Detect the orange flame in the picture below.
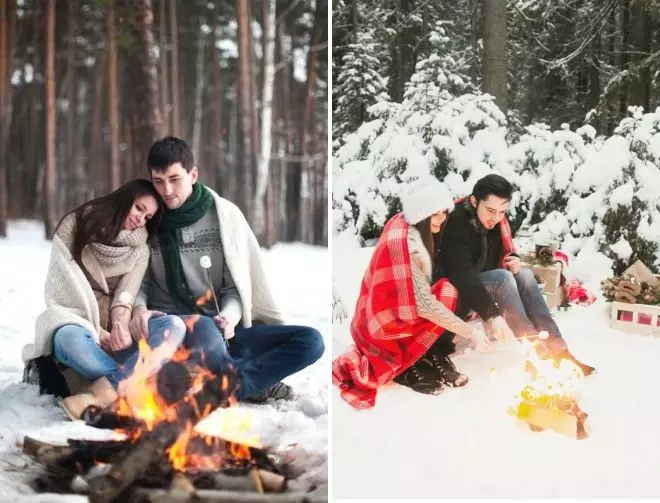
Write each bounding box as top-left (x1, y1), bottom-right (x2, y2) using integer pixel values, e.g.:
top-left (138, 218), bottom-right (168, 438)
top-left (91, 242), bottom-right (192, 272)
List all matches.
top-left (110, 329), bottom-right (258, 472)
top-left (196, 290), bottom-right (213, 306)
top-left (168, 422), bottom-right (194, 472)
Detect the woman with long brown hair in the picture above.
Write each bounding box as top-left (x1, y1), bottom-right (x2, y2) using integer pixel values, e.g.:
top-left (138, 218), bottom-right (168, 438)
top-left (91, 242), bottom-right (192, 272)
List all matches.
top-left (23, 179), bottom-right (187, 420)
top-left (332, 176), bottom-right (492, 409)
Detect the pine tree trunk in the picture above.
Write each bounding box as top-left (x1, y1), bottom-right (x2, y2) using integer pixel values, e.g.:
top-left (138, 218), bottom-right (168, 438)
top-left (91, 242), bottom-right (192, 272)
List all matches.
top-left (66, 0), bottom-right (77, 209)
top-left (169, 0), bottom-right (179, 137)
top-left (44, 0), bottom-right (56, 239)
top-left (629, 0), bottom-right (650, 111)
top-left (108, 0), bottom-right (120, 190)
top-left (228, 90), bottom-right (238, 201)
top-left (483, 0), bottom-right (507, 113)
top-left (253, 0), bottom-right (276, 242)
top-left (247, 0), bottom-right (259, 195)
top-left (619, 0), bottom-right (630, 116)
top-left (191, 16), bottom-right (205, 164)
top-left (90, 49), bottom-right (105, 198)
top-left (0, 0), bottom-right (8, 236)
top-left (236, 0), bottom-right (254, 220)
top-left (279, 23), bottom-right (291, 240)
top-left (210, 10), bottom-right (224, 194)
top-left (159, 0), bottom-right (169, 134)
top-left (118, 0), bottom-right (162, 177)
top-left (27, 4), bottom-right (39, 216)
top-left (290, 0), bottom-right (324, 242)
top-left (589, 38), bottom-right (601, 129)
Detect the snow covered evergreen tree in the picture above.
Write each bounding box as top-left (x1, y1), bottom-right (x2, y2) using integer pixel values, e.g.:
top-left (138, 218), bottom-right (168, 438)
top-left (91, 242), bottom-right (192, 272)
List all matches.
top-left (334, 30), bottom-right (389, 149)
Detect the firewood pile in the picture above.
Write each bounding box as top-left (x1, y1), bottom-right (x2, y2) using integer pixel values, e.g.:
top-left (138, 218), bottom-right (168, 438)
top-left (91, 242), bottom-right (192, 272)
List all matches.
top-left (21, 358), bottom-right (326, 503)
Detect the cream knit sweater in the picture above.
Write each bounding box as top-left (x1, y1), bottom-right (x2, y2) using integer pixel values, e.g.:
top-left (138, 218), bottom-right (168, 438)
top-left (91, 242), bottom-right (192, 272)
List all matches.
top-left (23, 216), bottom-right (150, 361)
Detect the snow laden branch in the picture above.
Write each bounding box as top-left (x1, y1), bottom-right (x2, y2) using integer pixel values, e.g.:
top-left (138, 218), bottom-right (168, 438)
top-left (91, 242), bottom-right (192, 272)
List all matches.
top-left (539, 0), bottom-right (618, 69)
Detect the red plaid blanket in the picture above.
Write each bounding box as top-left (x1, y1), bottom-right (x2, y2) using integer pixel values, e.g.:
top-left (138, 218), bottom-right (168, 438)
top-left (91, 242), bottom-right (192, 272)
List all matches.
top-left (332, 213), bottom-right (459, 409)
top-left (554, 250), bottom-right (596, 305)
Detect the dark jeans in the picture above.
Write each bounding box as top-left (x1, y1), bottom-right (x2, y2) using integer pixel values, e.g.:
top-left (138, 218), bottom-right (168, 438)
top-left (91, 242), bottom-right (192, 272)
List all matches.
top-left (180, 316), bottom-right (324, 401)
top-left (479, 268), bottom-right (567, 354)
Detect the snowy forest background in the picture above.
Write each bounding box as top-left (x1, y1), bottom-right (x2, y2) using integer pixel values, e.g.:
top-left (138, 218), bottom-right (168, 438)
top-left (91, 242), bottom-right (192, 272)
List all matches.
top-left (332, 0), bottom-right (660, 275)
top-left (0, 0), bottom-right (328, 247)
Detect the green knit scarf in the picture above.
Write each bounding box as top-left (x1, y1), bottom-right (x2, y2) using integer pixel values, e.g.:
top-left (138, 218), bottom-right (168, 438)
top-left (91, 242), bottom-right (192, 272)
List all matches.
top-left (158, 182), bottom-right (214, 313)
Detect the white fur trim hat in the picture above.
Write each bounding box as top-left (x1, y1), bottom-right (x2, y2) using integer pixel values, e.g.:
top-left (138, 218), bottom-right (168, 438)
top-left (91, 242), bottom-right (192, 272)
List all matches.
top-left (399, 176), bottom-right (454, 225)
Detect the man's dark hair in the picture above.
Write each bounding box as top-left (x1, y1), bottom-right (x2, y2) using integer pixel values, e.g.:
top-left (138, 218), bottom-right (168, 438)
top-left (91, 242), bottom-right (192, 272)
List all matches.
top-left (147, 136), bottom-right (195, 173)
top-left (472, 174), bottom-right (513, 202)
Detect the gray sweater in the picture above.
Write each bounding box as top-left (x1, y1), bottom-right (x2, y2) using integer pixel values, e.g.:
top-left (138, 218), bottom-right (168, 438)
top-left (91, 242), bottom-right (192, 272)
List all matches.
top-left (135, 204), bottom-right (243, 327)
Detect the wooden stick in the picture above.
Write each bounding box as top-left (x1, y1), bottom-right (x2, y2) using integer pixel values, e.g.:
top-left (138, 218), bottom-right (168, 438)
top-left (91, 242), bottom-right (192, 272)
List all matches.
top-left (22, 436), bottom-right (56, 458)
top-left (250, 467), bottom-right (264, 494)
top-left (258, 469), bottom-right (286, 493)
top-left (211, 472), bottom-right (259, 492)
top-left (131, 488), bottom-right (326, 503)
top-left (170, 472), bottom-right (195, 493)
top-left (36, 445), bottom-right (75, 467)
top-left (87, 436), bottom-right (165, 503)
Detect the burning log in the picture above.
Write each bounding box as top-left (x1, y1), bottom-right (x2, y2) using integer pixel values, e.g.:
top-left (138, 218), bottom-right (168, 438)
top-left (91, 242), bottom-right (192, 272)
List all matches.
top-left (22, 436), bottom-right (56, 458)
top-left (130, 488), bottom-right (326, 503)
top-left (210, 470), bottom-right (262, 493)
top-left (517, 399), bottom-right (590, 439)
top-left (258, 470), bottom-right (286, 493)
top-left (86, 370), bottom-right (237, 503)
top-left (82, 405), bottom-right (147, 432)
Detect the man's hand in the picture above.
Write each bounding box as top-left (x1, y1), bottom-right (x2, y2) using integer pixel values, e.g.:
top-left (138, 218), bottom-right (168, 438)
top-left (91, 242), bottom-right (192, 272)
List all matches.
top-left (213, 315), bottom-right (235, 340)
top-left (129, 306), bottom-right (166, 342)
top-left (504, 255), bottom-right (522, 275)
top-left (484, 315), bottom-right (516, 343)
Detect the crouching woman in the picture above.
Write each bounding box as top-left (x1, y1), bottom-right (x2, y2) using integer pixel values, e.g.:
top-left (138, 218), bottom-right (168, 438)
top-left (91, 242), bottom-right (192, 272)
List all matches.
top-left (332, 177), bottom-right (490, 409)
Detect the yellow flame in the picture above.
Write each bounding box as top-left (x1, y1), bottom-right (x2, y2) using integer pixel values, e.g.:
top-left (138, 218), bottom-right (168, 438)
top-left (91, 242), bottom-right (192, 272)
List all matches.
top-left (509, 338), bottom-right (584, 418)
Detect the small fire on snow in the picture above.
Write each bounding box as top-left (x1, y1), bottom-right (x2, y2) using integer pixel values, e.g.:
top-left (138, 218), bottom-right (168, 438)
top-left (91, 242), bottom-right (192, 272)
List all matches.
top-left (508, 337), bottom-right (589, 439)
top-left (110, 316), bottom-right (260, 471)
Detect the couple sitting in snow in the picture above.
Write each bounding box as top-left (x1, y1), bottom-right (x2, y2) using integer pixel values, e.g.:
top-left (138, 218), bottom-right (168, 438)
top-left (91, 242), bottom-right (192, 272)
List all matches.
top-left (333, 174), bottom-right (594, 409)
top-left (22, 136), bottom-right (324, 420)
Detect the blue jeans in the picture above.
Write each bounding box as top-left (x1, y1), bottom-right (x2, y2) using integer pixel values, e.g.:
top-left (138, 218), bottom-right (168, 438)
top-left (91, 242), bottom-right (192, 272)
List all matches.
top-left (52, 315), bottom-right (187, 389)
top-left (479, 268), bottom-right (567, 354)
top-left (179, 315), bottom-right (324, 401)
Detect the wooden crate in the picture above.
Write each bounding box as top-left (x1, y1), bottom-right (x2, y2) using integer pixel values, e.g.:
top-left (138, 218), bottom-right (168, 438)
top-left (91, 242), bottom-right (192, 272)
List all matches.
top-left (520, 256), bottom-right (565, 310)
top-left (610, 301), bottom-right (660, 335)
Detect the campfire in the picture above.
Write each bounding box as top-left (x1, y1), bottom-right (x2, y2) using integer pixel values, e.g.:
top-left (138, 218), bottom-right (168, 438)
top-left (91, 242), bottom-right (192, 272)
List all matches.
top-left (21, 324), bottom-right (319, 502)
top-left (508, 337), bottom-right (590, 440)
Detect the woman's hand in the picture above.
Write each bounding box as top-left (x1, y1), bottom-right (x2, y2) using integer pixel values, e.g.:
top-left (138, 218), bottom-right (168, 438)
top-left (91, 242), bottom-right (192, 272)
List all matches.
top-left (108, 322), bottom-right (133, 351)
top-left (470, 330), bottom-right (495, 352)
top-left (456, 324), bottom-right (494, 352)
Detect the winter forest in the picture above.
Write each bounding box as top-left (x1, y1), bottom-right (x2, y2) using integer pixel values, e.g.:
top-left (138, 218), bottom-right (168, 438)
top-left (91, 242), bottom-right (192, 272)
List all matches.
top-left (0, 0), bottom-right (328, 246)
top-left (332, 0), bottom-right (660, 275)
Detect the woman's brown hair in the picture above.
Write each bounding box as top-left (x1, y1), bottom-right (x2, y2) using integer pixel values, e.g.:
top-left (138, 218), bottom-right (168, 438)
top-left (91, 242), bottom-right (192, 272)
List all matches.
top-left (55, 178), bottom-right (164, 267)
top-left (415, 211), bottom-right (447, 260)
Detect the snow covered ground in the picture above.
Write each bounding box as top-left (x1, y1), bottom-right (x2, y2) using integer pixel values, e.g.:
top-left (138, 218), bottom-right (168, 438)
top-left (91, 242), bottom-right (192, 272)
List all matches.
top-left (0, 220), bottom-right (329, 501)
top-left (332, 238), bottom-right (660, 499)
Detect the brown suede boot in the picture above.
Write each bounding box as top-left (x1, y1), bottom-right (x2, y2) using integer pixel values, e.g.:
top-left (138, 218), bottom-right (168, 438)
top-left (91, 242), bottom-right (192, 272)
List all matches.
top-left (59, 377), bottom-right (118, 421)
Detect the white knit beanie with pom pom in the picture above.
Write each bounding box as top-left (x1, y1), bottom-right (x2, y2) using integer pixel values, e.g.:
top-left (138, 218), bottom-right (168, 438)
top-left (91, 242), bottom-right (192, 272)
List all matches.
top-left (399, 176), bottom-right (454, 225)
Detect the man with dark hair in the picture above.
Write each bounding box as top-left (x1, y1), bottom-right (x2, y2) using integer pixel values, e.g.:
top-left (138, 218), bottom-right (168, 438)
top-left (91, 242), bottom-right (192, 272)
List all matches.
top-left (437, 174), bottom-right (594, 374)
top-left (129, 136), bottom-right (325, 402)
